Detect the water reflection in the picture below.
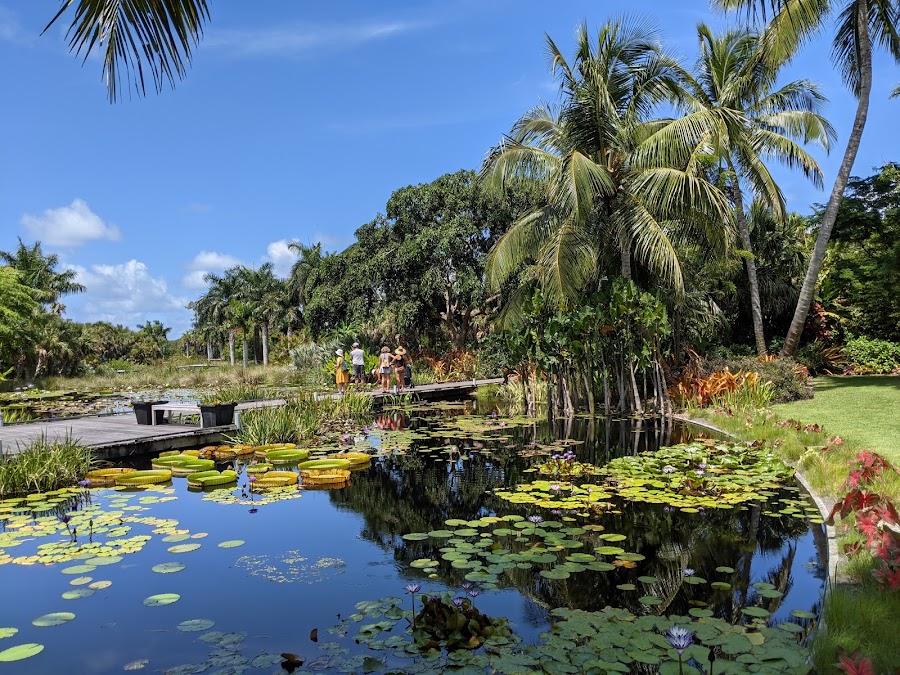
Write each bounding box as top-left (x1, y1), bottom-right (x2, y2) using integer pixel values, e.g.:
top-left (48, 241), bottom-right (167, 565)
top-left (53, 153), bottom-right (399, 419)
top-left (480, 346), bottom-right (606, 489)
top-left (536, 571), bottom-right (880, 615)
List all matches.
top-left (331, 408), bottom-right (823, 627)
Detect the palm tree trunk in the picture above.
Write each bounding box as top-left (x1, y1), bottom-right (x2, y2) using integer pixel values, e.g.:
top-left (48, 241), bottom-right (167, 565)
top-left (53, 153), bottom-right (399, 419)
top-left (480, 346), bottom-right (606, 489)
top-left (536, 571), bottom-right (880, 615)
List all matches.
top-left (728, 166), bottom-right (767, 356)
top-left (229, 331), bottom-right (235, 366)
top-left (262, 323), bottom-right (269, 366)
top-left (242, 334), bottom-right (249, 369)
top-left (620, 245), bottom-right (632, 280)
top-left (206, 338), bottom-right (213, 361)
top-left (782, 0), bottom-right (872, 356)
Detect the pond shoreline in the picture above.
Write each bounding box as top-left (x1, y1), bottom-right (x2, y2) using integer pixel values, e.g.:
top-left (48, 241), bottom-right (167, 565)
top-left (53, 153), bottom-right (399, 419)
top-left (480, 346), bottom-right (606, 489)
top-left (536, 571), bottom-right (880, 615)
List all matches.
top-left (676, 413), bottom-right (843, 587)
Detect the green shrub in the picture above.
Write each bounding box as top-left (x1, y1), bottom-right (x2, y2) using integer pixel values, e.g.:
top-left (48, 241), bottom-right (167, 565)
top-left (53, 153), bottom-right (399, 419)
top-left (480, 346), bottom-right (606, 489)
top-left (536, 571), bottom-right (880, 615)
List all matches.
top-left (702, 356), bottom-right (811, 403)
top-left (844, 337), bottom-right (900, 374)
top-left (0, 434), bottom-right (98, 498)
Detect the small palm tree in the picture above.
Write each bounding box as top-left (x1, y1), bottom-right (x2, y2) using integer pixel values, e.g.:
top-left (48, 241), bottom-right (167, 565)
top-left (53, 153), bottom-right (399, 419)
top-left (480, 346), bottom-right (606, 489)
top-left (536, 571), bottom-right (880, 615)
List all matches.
top-left (0, 238), bottom-right (85, 314)
top-left (679, 24), bottom-right (834, 354)
top-left (718, 0), bottom-right (900, 355)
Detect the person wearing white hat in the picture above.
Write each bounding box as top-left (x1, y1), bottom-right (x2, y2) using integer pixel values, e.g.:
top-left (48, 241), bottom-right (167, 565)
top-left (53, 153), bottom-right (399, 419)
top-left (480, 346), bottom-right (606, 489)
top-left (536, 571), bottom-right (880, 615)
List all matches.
top-left (392, 346), bottom-right (408, 393)
top-left (335, 349), bottom-right (349, 394)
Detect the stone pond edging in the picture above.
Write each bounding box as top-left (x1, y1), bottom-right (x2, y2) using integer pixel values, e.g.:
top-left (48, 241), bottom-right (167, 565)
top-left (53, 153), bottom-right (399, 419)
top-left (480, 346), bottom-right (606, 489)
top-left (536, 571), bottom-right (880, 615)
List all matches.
top-left (674, 414), bottom-right (844, 589)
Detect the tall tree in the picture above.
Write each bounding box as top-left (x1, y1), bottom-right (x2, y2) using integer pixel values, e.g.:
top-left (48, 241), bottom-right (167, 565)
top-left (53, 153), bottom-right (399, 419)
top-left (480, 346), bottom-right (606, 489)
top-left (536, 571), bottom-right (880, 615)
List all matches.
top-left (236, 264), bottom-right (283, 366)
top-left (0, 238), bottom-right (85, 314)
top-left (45, 0), bottom-right (210, 103)
top-left (680, 24), bottom-right (834, 354)
top-left (719, 0), bottom-right (900, 355)
top-left (482, 19), bottom-right (732, 307)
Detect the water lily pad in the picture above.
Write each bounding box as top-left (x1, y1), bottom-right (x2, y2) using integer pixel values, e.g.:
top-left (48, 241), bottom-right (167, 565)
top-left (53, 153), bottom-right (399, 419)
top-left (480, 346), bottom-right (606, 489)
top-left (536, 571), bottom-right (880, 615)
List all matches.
top-left (539, 568), bottom-right (570, 580)
top-left (638, 595), bottom-right (661, 605)
top-left (683, 576), bottom-right (707, 585)
top-left (143, 593), bottom-right (180, 607)
top-left (711, 581), bottom-right (732, 590)
top-left (741, 606), bottom-right (770, 618)
top-left (0, 628), bottom-right (17, 639)
top-left (777, 622), bottom-right (804, 634)
top-left (217, 540), bottom-right (245, 549)
top-left (69, 576), bottom-right (93, 586)
top-left (791, 610), bottom-right (816, 620)
top-left (689, 608), bottom-right (714, 618)
top-left (0, 643), bottom-right (44, 662)
top-left (88, 580), bottom-right (112, 590)
top-left (85, 555), bottom-right (123, 566)
top-left (33, 612), bottom-right (75, 627)
top-left (716, 566), bottom-right (735, 574)
top-left (60, 564), bottom-right (96, 575)
top-left (401, 533), bottom-right (428, 541)
top-left (167, 543), bottom-right (201, 554)
top-left (638, 576), bottom-right (658, 584)
top-left (410, 558), bottom-right (438, 569)
top-left (61, 589), bottom-right (94, 600)
top-left (151, 562), bottom-right (186, 574)
top-left (176, 619), bottom-right (215, 632)
top-left (616, 584), bottom-right (636, 591)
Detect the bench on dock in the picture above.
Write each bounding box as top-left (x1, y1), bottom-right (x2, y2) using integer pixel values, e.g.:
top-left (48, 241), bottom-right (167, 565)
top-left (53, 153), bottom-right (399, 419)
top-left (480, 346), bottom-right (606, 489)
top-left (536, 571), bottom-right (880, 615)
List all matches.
top-left (150, 399), bottom-right (288, 428)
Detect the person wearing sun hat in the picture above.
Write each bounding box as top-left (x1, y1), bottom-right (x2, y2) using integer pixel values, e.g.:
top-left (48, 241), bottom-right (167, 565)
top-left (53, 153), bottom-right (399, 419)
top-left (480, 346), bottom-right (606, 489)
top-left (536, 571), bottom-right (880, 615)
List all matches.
top-left (392, 346), bottom-right (408, 393)
top-left (378, 346), bottom-right (393, 393)
top-left (335, 349), bottom-right (349, 394)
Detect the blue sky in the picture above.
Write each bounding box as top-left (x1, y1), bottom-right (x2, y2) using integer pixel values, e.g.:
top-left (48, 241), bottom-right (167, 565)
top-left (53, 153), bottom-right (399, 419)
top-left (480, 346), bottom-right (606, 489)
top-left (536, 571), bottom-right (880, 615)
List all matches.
top-left (0, 1), bottom-right (897, 337)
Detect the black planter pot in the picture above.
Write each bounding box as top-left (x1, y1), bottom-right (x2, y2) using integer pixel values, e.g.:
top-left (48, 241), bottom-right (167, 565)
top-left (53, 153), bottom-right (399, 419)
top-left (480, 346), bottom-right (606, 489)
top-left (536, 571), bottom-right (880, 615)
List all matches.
top-left (134, 401), bottom-right (168, 425)
top-left (199, 403), bottom-right (236, 427)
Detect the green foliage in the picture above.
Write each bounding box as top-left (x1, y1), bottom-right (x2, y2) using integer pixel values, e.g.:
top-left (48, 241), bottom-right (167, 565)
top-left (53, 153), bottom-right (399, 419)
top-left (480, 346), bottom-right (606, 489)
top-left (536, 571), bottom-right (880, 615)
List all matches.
top-left (843, 337), bottom-right (900, 374)
top-left (0, 434), bottom-right (97, 498)
top-left (821, 164), bottom-right (900, 342)
top-left (703, 356), bottom-right (811, 403)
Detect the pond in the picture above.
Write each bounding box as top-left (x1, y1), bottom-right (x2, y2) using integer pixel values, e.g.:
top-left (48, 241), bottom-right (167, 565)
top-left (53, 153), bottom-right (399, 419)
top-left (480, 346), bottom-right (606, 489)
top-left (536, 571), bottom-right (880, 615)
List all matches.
top-left (0, 402), bottom-right (825, 673)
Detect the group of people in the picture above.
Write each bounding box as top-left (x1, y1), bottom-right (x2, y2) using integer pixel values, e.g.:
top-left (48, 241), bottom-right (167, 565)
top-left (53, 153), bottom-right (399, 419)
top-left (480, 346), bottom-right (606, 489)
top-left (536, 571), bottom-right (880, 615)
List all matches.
top-left (334, 342), bottom-right (412, 394)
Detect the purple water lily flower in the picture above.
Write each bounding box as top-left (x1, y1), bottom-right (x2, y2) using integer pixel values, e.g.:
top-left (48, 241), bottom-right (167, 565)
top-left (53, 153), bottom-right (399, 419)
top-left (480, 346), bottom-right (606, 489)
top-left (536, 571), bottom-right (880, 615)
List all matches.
top-left (248, 476), bottom-right (258, 483)
top-left (665, 626), bottom-right (694, 655)
top-left (59, 514), bottom-right (72, 524)
top-left (662, 466), bottom-right (676, 474)
top-left (527, 515), bottom-right (543, 525)
top-left (698, 463), bottom-right (708, 470)
top-left (452, 597), bottom-right (465, 608)
top-left (695, 469), bottom-right (706, 477)
top-left (683, 568), bottom-right (695, 577)
top-left (404, 583), bottom-right (421, 595)
top-left (467, 589), bottom-right (481, 599)
top-left (550, 483), bottom-right (561, 492)
top-left (461, 582), bottom-right (473, 591)
top-left (79, 479), bottom-right (91, 487)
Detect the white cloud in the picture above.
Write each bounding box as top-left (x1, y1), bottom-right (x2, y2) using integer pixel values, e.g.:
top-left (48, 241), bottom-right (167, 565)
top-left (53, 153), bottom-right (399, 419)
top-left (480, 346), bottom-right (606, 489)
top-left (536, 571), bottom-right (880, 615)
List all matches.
top-left (181, 250), bottom-right (243, 289)
top-left (263, 240), bottom-right (297, 278)
top-left (68, 260), bottom-right (190, 333)
top-left (205, 19), bottom-right (425, 57)
top-left (21, 199), bottom-right (120, 247)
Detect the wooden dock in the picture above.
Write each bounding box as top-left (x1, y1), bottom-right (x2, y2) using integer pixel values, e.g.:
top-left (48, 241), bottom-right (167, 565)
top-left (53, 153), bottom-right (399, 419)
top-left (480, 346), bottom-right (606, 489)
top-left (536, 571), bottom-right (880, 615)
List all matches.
top-left (0, 378), bottom-right (504, 459)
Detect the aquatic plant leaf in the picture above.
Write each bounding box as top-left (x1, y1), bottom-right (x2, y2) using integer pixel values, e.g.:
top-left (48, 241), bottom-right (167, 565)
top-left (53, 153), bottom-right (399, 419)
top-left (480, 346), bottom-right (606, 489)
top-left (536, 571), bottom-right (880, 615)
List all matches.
top-left (62, 589), bottom-right (94, 600)
top-left (741, 606), bottom-right (770, 618)
top-left (32, 612), bottom-right (76, 627)
top-left (167, 543), bottom-right (201, 553)
top-left (69, 576), bottom-right (93, 586)
top-left (143, 593), bottom-right (180, 606)
top-left (402, 533), bottom-right (429, 541)
top-left (638, 576), bottom-right (658, 584)
top-left (217, 540), bottom-right (245, 549)
top-left (88, 580), bottom-right (112, 590)
top-left (60, 564), bottom-right (96, 575)
top-left (790, 610), bottom-right (816, 620)
top-left (710, 581), bottom-right (732, 590)
top-left (638, 596), bottom-right (662, 605)
top-left (715, 566), bottom-right (735, 574)
top-left (152, 562), bottom-right (186, 574)
top-left (0, 643), bottom-right (44, 662)
top-left (0, 628), bottom-right (17, 639)
top-left (177, 619), bottom-right (215, 632)
top-left (683, 576), bottom-right (707, 585)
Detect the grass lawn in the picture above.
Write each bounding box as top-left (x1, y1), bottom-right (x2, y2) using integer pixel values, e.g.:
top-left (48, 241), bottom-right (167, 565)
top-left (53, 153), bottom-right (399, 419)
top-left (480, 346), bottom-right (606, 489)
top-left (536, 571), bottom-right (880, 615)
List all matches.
top-left (773, 375), bottom-right (900, 465)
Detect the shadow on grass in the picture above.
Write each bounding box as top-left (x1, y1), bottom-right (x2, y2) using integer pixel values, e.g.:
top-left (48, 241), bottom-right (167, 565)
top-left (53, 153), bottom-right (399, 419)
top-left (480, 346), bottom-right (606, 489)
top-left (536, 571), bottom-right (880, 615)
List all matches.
top-left (811, 375), bottom-right (900, 393)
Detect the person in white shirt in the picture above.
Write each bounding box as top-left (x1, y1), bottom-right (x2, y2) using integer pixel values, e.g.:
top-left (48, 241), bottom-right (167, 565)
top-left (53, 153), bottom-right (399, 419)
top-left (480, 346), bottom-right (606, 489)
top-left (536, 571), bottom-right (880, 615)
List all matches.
top-left (350, 342), bottom-right (366, 389)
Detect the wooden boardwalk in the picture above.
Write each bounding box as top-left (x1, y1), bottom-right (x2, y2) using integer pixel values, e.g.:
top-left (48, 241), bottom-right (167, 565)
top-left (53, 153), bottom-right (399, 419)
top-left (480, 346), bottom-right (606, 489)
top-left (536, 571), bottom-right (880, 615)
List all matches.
top-left (0, 378), bottom-right (504, 459)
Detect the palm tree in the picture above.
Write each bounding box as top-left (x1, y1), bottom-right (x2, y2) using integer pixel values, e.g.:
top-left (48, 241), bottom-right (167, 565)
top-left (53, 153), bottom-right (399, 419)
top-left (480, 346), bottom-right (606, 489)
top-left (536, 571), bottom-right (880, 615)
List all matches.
top-left (287, 242), bottom-right (325, 326)
top-left (44, 0), bottom-right (210, 103)
top-left (719, 0), bottom-right (900, 355)
top-left (200, 267), bottom-right (241, 365)
top-left (679, 24), bottom-right (835, 354)
top-left (236, 264), bottom-right (283, 366)
top-left (0, 238), bottom-right (85, 314)
top-left (481, 18), bottom-right (732, 306)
